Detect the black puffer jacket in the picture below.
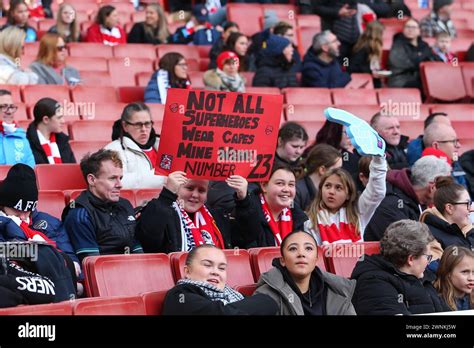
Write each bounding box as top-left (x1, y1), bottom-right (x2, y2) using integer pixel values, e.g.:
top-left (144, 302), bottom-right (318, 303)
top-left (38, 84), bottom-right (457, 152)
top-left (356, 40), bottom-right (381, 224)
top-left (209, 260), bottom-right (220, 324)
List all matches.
top-left (385, 135), bottom-right (409, 169)
top-left (460, 150), bottom-right (474, 198)
top-left (351, 254), bottom-right (450, 315)
top-left (365, 169), bottom-right (421, 241)
top-left (421, 212), bottom-right (474, 251)
top-left (253, 54), bottom-right (298, 88)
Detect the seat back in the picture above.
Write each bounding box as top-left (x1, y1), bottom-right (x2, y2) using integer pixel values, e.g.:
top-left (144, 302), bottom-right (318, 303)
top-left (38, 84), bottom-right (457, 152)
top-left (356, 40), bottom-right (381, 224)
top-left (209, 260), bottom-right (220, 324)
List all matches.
top-left (73, 296), bottom-right (146, 315)
top-left (0, 301), bottom-right (73, 315)
top-left (87, 253), bottom-right (175, 297)
top-left (234, 284), bottom-right (258, 296)
top-left (69, 120), bottom-right (114, 141)
top-left (37, 191), bottom-right (67, 219)
top-left (421, 62), bottom-right (468, 102)
top-left (135, 189), bottom-right (161, 207)
top-left (324, 242), bottom-right (380, 278)
top-left (69, 141), bottom-right (109, 162)
top-left (35, 164), bottom-right (87, 190)
top-left (141, 290), bottom-right (168, 315)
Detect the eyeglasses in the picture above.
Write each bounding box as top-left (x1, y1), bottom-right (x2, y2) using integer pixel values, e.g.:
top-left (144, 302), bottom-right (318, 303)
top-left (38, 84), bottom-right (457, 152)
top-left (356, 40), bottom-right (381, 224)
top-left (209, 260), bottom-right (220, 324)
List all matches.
top-left (437, 139), bottom-right (460, 145)
top-left (0, 104), bottom-right (18, 113)
top-left (451, 200), bottom-right (473, 210)
top-left (422, 254), bottom-right (433, 263)
top-left (176, 62), bottom-right (188, 68)
top-left (405, 25), bottom-right (420, 30)
top-left (125, 120), bottom-right (154, 129)
top-left (56, 45), bottom-right (68, 52)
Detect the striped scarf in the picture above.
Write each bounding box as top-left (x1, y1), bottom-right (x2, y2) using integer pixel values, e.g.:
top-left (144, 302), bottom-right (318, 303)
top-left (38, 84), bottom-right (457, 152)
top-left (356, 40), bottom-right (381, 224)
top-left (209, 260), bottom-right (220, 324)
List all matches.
top-left (37, 131), bottom-right (62, 164)
top-left (177, 279), bottom-right (244, 305)
top-left (259, 193), bottom-right (293, 246)
top-left (317, 208), bottom-right (361, 245)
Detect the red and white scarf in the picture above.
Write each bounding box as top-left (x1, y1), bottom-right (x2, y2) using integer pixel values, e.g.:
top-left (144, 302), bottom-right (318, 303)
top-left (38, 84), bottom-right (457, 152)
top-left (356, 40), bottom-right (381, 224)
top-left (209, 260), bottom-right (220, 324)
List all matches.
top-left (173, 202), bottom-right (225, 251)
top-left (259, 193), bottom-right (293, 246)
top-left (37, 131), bottom-right (62, 164)
top-left (99, 25), bottom-right (124, 46)
top-left (317, 208), bottom-right (361, 245)
top-left (0, 212), bottom-right (57, 248)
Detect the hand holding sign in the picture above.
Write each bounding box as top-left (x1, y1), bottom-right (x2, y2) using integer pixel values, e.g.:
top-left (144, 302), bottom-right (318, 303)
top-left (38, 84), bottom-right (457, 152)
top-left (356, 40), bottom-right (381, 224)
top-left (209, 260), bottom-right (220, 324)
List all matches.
top-left (225, 175), bottom-right (248, 200)
top-left (324, 107), bottom-right (386, 157)
top-left (165, 171), bottom-right (188, 194)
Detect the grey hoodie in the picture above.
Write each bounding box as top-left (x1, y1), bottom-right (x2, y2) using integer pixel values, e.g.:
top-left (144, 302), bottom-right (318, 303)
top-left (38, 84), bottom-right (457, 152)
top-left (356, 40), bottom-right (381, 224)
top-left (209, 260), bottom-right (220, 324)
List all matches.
top-left (255, 267), bottom-right (357, 315)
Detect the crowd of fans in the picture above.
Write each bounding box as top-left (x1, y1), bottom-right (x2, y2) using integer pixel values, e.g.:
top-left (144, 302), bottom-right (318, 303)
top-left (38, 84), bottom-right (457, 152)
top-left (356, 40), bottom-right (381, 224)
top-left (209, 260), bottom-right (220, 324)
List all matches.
top-left (0, 0), bottom-right (473, 316)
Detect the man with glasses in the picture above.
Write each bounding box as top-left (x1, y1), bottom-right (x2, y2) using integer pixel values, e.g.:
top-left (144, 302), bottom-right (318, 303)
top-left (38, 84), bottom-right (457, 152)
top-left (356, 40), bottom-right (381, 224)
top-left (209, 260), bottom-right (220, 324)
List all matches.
top-left (0, 90), bottom-right (35, 167)
top-left (423, 122), bottom-right (471, 197)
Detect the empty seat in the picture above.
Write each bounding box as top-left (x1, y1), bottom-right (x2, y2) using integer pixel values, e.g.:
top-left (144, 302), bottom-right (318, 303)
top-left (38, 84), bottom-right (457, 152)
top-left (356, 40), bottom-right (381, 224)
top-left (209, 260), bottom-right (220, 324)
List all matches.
top-left (80, 102), bottom-right (126, 121)
top-left (0, 85), bottom-right (22, 103)
top-left (296, 14), bottom-right (321, 28)
top-left (13, 103), bottom-right (29, 120)
top-left (38, 190), bottom-right (67, 219)
top-left (35, 164), bottom-right (87, 190)
top-left (108, 57), bottom-right (154, 86)
top-left (170, 249), bottom-right (254, 288)
top-left (227, 3), bottom-right (262, 36)
top-left (298, 26), bottom-right (320, 53)
top-left (69, 140), bottom-right (109, 161)
top-left (67, 57), bottom-right (108, 72)
top-left (78, 70), bottom-right (113, 86)
top-left (285, 104), bottom-right (327, 121)
top-left (332, 88), bottom-right (378, 106)
top-left (73, 296), bottom-right (146, 315)
top-left (113, 44), bottom-right (157, 60)
top-left (71, 86), bottom-right (119, 103)
top-left (324, 242), bottom-right (380, 278)
top-left (0, 165), bottom-right (12, 181)
top-left (234, 284), bottom-right (258, 296)
top-left (284, 88), bottom-right (332, 105)
top-left (461, 62), bottom-right (474, 99)
top-left (332, 105), bottom-right (382, 122)
top-left (142, 290), bottom-right (168, 315)
top-left (290, 120), bottom-right (326, 140)
top-left (85, 253), bottom-right (175, 297)
top-left (451, 120), bottom-right (474, 139)
top-left (240, 71), bottom-right (255, 87)
top-left (68, 42), bottom-right (114, 58)
top-left (118, 86), bottom-right (145, 103)
top-left (398, 120), bottom-right (425, 140)
top-left (0, 301), bottom-right (73, 315)
top-left (22, 85), bottom-right (70, 105)
top-left (347, 73), bottom-right (375, 89)
top-left (377, 88), bottom-right (422, 105)
top-left (146, 103), bottom-right (165, 121)
top-left (156, 44), bottom-right (200, 60)
top-left (135, 188), bottom-right (161, 207)
top-left (188, 71), bottom-right (206, 89)
top-left (69, 120), bottom-right (114, 141)
top-left (430, 104), bottom-right (474, 120)
top-left (136, 71), bottom-right (152, 86)
top-left (420, 62), bottom-right (468, 102)
top-left (245, 87), bottom-right (281, 95)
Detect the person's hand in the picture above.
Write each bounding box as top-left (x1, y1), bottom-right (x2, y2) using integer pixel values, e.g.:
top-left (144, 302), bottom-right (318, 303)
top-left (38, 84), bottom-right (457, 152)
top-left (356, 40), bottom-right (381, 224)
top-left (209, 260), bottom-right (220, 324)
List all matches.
top-left (225, 175), bottom-right (248, 200)
top-left (338, 4), bottom-right (357, 17)
top-left (165, 171), bottom-right (187, 194)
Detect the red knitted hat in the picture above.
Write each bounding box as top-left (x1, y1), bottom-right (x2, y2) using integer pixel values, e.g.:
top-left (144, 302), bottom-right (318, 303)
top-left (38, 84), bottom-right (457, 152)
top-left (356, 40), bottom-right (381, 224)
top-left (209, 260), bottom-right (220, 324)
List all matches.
top-left (421, 147), bottom-right (452, 165)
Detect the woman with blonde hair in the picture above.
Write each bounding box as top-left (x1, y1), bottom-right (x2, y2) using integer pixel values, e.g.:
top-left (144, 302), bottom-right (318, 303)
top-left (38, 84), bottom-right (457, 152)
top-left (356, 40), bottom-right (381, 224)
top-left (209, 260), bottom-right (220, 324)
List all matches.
top-left (304, 155), bottom-right (387, 245)
top-left (30, 32), bottom-right (80, 85)
top-left (0, 26), bottom-right (38, 84)
top-left (48, 3), bottom-right (80, 43)
top-left (349, 20), bottom-right (386, 87)
top-left (127, 3), bottom-right (169, 44)
top-left (434, 245), bottom-right (474, 311)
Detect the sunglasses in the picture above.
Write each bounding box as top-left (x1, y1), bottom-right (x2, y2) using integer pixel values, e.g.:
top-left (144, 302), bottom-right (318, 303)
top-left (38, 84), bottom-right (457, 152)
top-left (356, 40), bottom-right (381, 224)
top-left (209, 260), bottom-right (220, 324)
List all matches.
top-left (56, 45), bottom-right (68, 52)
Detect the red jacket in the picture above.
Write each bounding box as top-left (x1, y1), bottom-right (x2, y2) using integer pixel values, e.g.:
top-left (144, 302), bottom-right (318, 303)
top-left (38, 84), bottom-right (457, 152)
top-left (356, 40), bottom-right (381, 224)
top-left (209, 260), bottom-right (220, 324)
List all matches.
top-left (85, 23), bottom-right (126, 46)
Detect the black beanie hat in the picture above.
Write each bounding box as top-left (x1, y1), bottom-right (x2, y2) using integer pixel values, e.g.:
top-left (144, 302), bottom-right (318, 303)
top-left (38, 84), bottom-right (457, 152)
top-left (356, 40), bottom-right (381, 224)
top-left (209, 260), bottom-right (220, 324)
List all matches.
top-left (434, 0), bottom-right (453, 13)
top-left (0, 164), bottom-right (38, 212)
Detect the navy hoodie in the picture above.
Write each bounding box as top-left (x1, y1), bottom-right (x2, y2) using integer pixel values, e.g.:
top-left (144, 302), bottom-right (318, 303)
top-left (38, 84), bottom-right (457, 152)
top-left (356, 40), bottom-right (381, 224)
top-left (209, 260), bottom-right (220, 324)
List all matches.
top-left (302, 48), bottom-right (351, 88)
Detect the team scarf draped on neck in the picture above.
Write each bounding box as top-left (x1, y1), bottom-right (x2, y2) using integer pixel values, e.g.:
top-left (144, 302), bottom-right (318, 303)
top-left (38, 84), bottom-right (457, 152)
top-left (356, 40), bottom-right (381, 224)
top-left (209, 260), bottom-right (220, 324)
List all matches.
top-left (0, 211), bottom-right (57, 248)
top-left (0, 122), bottom-right (17, 135)
top-left (177, 279), bottom-right (244, 305)
top-left (259, 193), bottom-right (293, 246)
top-left (173, 202), bottom-right (225, 251)
top-left (37, 131), bottom-right (62, 164)
top-left (317, 208), bottom-right (361, 245)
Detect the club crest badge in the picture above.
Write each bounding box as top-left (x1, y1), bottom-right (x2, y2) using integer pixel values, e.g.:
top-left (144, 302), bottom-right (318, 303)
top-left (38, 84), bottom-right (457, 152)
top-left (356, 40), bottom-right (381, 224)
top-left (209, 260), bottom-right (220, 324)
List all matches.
top-left (160, 154), bottom-right (173, 170)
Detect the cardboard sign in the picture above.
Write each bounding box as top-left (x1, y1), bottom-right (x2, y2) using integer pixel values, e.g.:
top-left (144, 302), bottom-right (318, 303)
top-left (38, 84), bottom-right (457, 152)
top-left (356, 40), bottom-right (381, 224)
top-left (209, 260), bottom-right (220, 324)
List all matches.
top-left (156, 89), bottom-right (283, 181)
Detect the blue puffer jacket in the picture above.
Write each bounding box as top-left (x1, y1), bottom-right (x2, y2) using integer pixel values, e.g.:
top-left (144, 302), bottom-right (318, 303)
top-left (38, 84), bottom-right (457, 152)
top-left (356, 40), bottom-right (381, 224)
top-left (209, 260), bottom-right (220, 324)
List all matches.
top-left (144, 70), bottom-right (164, 104)
top-left (0, 129), bottom-right (35, 168)
top-left (302, 48), bottom-right (351, 88)
top-left (0, 211), bottom-right (79, 264)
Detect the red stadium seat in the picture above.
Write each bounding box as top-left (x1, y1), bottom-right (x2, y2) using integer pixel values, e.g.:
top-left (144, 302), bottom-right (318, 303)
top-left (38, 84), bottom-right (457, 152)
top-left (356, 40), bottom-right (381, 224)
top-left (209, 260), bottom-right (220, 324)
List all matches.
top-left (420, 62), bottom-right (468, 102)
top-left (81, 102), bottom-right (126, 120)
top-left (333, 105), bottom-right (382, 122)
top-left (0, 85), bottom-right (22, 103)
top-left (69, 120), bottom-right (114, 141)
top-left (13, 103), bottom-right (29, 120)
top-left (22, 85), bottom-right (70, 105)
top-left (332, 88), bottom-right (378, 105)
top-left (324, 242), bottom-right (380, 278)
top-left (85, 253), bottom-right (175, 297)
top-left (72, 296), bottom-right (146, 315)
top-left (285, 104), bottom-right (328, 121)
top-left (108, 57), bottom-right (154, 86)
top-left (430, 104), bottom-right (474, 121)
top-left (289, 120), bottom-right (326, 140)
top-left (284, 88), bottom-right (332, 105)
top-left (38, 190), bottom-right (67, 219)
top-left (459, 138), bottom-right (474, 155)
top-left (240, 71), bottom-right (255, 87)
top-left (146, 103), bottom-right (165, 121)
top-left (68, 42), bottom-right (114, 58)
top-left (460, 62), bottom-right (474, 99)
top-left (69, 140), bottom-right (109, 161)
top-left (141, 290), bottom-right (168, 315)
top-left (347, 73), bottom-right (374, 89)
top-left (0, 301), bottom-right (73, 315)
top-left (37, 19), bottom-right (56, 31)
top-left (35, 164), bottom-right (87, 190)
top-left (67, 57), bottom-right (108, 72)
top-left (79, 71), bottom-right (113, 86)
top-left (377, 88), bottom-right (422, 105)
top-left (71, 86), bottom-right (118, 103)
top-left (188, 71), bottom-right (206, 89)
top-left (118, 86), bottom-right (145, 103)
top-left (398, 119), bottom-right (425, 140)
top-left (451, 120), bottom-right (474, 139)
top-left (296, 14), bottom-right (321, 29)
top-left (0, 165), bottom-right (12, 181)
top-left (136, 71), bottom-right (152, 86)
top-left (298, 26), bottom-right (320, 54)
top-left (134, 188), bottom-right (161, 207)
top-left (227, 3), bottom-right (263, 36)
top-left (170, 249), bottom-right (254, 288)
top-left (156, 44), bottom-right (200, 60)
top-left (197, 45), bottom-right (211, 58)
top-left (113, 44), bottom-right (157, 60)
top-left (23, 42), bottom-right (40, 56)
top-left (245, 87), bottom-right (281, 95)
top-left (234, 284), bottom-right (257, 296)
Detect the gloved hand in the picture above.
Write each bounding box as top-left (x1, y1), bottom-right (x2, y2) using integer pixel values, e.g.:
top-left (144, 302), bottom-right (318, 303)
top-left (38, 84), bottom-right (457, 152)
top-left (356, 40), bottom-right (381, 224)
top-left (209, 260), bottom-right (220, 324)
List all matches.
top-left (324, 107), bottom-right (386, 156)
